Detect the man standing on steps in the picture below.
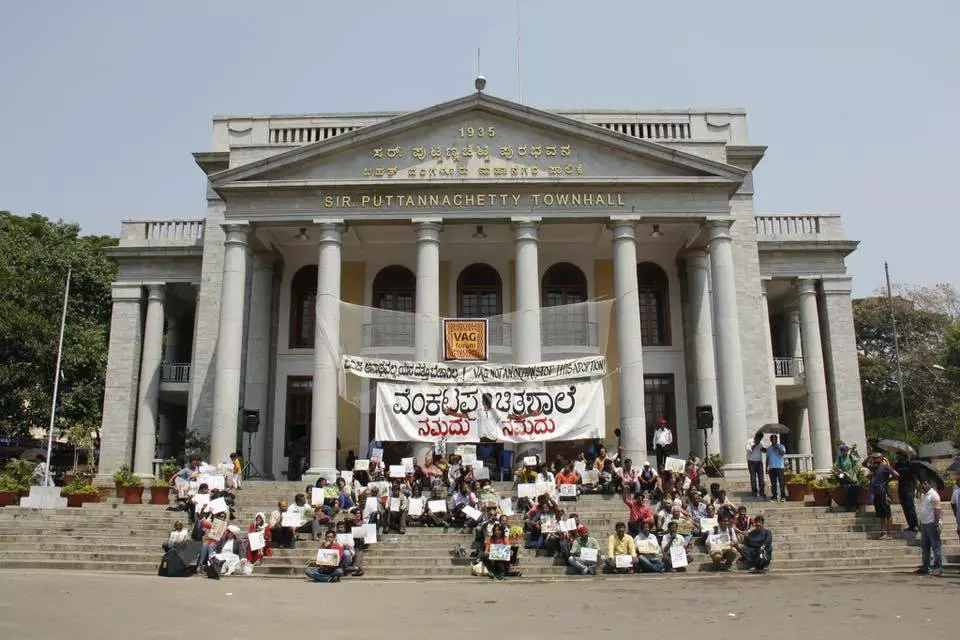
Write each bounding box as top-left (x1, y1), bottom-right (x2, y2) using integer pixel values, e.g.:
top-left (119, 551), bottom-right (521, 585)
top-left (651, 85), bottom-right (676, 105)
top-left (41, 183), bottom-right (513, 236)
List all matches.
top-left (893, 453), bottom-right (919, 533)
top-left (746, 432), bottom-right (766, 499)
top-left (916, 477), bottom-right (943, 576)
top-left (652, 419), bottom-right (673, 471)
top-left (765, 435), bottom-right (787, 502)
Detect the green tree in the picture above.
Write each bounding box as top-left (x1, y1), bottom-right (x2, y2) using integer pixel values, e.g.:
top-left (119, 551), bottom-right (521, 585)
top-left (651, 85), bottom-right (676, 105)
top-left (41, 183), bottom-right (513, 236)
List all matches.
top-left (0, 212), bottom-right (117, 438)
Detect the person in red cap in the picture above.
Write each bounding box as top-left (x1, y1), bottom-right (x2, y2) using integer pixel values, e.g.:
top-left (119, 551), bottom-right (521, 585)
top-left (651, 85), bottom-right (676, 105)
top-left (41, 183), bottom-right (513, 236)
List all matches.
top-left (567, 525), bottom-right (600, 575)
top-left (653, 418), bottom-right (673, 471)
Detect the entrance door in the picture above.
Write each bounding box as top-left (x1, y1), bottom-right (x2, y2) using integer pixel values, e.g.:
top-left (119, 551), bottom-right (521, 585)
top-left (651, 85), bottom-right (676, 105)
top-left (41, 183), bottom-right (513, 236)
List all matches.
top-left (644, 374), bottom-right (677, 455)
top-left (285, 376), bottom-right (312, 464)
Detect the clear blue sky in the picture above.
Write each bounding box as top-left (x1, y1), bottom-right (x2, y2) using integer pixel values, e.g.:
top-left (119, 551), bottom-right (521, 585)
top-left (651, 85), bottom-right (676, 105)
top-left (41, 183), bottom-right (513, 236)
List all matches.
top-left (1, 0), bottom-right (957, 296)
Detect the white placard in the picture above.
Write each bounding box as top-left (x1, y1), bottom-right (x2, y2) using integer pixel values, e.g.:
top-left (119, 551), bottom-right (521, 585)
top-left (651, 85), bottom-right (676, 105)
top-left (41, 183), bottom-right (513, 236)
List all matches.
top-left (370, 448), bottom-right (384, 461)
top-left (353, 459), bottom-right (370, 472)
top-left (489, 544), bottom-right (511, 562)
top-left (573, 461), bottom-right (587, 476)
top-left (363, 523), bottom-right (378, 544)
top-left (669, 545), bottom-right (688, 568)
top-left (558, 517), bottom-right (577, 532)
top-left (615, 554), bottom-right (633, 569)
top-left (462, 454), bottom-right (477, 466)
top-left (559, 484), bottom-right (577, 498)
top-left (351, 526), bottom-right (366, 539)
top-left (375, 380), bottom-right (606, 443)
top-left (198, 474), bottom-right (225, 491)
top-left (517, 483), bottom-right (536, 498)
top-left (664, 457), bottom-right (686, 474)
top-left (316, 548), bottom-right (340, 567)
top-left (709, 532), bottom-right (732, 551)
top-left (389, 465), bottom-right (406, 478)
top-left (583, 469), bottom-right (600, 484)
top-left (389, 497), bottom-right (401, 512)
top-left (454, 444), bottom-right (477, 457)
top-left (408, 497), bottom-right (425, 517)
top-left (192, 494), bottom-right (210, 509)
top-left (579, 547), bottom-right (598, 563)
top-left (700, 517), bottom-right (718, 532)
top-left (339, 471), bottom-right (353, 486)
top-left (474, 467), bottom-right (490, 480)
top-left (535, 481), bottom-right (555, 497)
top-left (209, 518), bottom-right (227, 541)
top-left (207, 497), bottom-right (228, 515)
top-left (369, 481), bottom-right (390, 495)
top-left (248, 531), bottom-right (265, 551)
top-left (540, 515), bottom-right (558, 533)
top-left (311, 488), bottom-right (325, 506)
top-left (281, 512), bottom-right (302, 528)
top-left (401, 457), bottom-right (415, 473)
top-left (498, 498), bottom-right (514, 516)
top-left (636, 539), bottom-right (660, 555)
top-left (318, 470), bottom-right (338, 485)
top-left (462, 505), bottom-right (482, 521)
top-left (473, 459), bottom-right (485, 468)
top-left (523, 456), bottom-right (538, 467)
top-left (362, 498), bottom-right (379, 518)
top-left (336, 533), bottom-right (354, 548)
top-left (427, 499), bottom-right (447, 513)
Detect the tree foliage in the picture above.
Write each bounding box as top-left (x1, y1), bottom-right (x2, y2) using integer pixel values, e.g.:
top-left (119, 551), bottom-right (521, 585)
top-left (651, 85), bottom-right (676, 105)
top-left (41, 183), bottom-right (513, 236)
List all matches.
top-left (855, 283), bottom-right (960, 446)
top-left (0, 212), bottom-right (117, 438)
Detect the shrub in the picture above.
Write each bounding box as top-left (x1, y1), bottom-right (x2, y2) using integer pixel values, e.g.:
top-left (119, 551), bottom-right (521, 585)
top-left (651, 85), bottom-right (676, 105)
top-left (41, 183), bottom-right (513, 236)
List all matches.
top-left (60, 476), bottom-right (99, 496)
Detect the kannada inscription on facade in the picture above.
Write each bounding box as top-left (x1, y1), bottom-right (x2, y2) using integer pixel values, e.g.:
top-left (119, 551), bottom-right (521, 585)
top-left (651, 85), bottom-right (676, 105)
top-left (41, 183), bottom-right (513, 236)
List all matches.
top-left (321, 192), bottom-right (626, 209)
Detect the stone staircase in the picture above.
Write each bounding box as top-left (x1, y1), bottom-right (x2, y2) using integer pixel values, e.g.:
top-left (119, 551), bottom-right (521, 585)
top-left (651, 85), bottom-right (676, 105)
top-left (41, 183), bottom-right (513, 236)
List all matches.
top-left (0, 481), bottom-right (954, 579)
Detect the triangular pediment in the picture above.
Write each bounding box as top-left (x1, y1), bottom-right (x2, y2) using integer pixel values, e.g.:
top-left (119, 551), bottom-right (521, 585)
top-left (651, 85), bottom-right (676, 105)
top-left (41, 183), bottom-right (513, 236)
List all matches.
top-left (211, 93), bottom-right (745, 190)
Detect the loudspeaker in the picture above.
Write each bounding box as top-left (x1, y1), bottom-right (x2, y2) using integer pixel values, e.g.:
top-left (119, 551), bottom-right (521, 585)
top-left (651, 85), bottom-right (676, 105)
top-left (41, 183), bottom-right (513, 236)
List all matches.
top-left (158, 549), bottom-right (189, 578)
top-left (696, 405), bottom-right (714, 430)
top-left (242, 409), bottom-right (260, 433)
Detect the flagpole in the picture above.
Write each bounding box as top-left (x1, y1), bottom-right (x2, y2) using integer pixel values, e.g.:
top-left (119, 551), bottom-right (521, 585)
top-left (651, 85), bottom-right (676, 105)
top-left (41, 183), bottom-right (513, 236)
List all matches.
top-left (884, 261), bottom-right (909, 443)
top-left (44, 267), bottom-right (71, 486)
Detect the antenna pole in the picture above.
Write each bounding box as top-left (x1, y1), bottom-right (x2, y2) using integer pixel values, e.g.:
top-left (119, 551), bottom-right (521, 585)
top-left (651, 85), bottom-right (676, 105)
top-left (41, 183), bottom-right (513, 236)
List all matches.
top-left (885, 261), bottom-right (909, 443)
top-left (516, 0), bottom-right (523, 103)
top-left (45, 267), bottom-right (71, 486)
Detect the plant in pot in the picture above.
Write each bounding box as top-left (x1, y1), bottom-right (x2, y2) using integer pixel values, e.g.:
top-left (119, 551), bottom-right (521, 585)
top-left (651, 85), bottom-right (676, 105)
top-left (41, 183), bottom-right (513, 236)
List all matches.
top-left (939, 475), bottom-right (956, 502)
top-left (810, 477), bottom-right (835, 506)
top-left (149, 480), bottom-right (171, 505)
top-left (121, 474), bottom-right (144, 504)
top-left (5, 460), bottom-right (34, 497)
top-left (160, 460), bottom-right (179, 483)
top-left (786, 471), bottom-right (815, 502)
top-left (60, 477), bottom-right (100, 508)
top-left (0, 473), bottom-right (21, 507)
top-left (113, 465), bottom-right (134, 498)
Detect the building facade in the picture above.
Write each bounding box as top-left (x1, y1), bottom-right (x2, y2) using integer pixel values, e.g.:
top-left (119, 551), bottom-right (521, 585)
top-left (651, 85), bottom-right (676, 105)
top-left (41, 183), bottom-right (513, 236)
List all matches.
top-left (98, 91), bottom-right (866, 481)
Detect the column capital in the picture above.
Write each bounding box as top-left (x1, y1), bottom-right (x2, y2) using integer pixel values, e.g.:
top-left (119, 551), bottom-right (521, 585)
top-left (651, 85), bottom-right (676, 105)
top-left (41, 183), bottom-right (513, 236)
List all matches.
top-left (705, 218), bottom-right (733, 244)
top-left (412, 218), bottom-right (443, 242)
top-left (111, 282), bottom-right (144, 302)
top-left (683, 249), bottom-right (709, 270)
top-left (795, 278), bottom-right (818, 296)
top-left (511, 216), bottom-right (541, 228)
top-left (820, 275), bottom-right (853, 295)
top-left (512, 217), bottom-right (541, 241)
top-left (608, 218), bottom-right (637, 240)
top-left (312, 219), bottom-right (345, 245)
top-left (145, 283), bottom-right (165, 303)
top-left (221, 221), bottom-right (249, 247)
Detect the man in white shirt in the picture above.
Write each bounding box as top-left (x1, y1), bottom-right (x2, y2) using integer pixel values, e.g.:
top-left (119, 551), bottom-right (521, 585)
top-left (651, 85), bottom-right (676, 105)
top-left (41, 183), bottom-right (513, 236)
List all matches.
top-left (652, 419), bottom-right (673, 472)
top-left (916, 478), bottom-right (942, 576)
top-left (633, 522), bottom-right (663, 573)
top-left (706, 514), bottom-right (739, 569)
top-left (746, 432), bottom-right (766, 499)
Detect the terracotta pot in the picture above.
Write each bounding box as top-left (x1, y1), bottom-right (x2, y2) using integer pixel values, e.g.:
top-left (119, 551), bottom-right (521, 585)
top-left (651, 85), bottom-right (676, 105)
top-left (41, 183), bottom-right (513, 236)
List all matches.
top-left (63, 474), bottom-right (76, 486)
top-left (98, 487), bottom-right (112, 502)
top-left (150, 486), bottom-right (170, 505)
top-left (811, 487), bottom-right (832, 506)
top-left (64, 494), bottom-right (86, 508)
top-left (831, 488), bottom-right (844, 506)
top-left (859, 487), bottom-right (870, 504)
top-left (786, 483), bottom-right (808, 502)
top-left (0, 491), bottom-right (17, 507)
top-left (115, 482), bottom-right (124, 498)
top-left (122, 486), bottom-right (144, 504)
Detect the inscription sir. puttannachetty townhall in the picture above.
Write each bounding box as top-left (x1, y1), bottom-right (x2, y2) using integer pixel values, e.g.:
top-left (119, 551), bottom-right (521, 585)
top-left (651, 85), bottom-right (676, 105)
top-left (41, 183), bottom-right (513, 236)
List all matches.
top-left (98, 90), bottom-right (866, 484)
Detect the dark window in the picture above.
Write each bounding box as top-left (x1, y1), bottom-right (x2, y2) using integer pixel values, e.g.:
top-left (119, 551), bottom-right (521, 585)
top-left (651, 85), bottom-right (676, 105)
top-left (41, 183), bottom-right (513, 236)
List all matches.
top-left (541, 262), bottom-right (590, 346)
top-left (457, 263), bottom-right (502, 318)
top-left (637, 262), bottom-right (670, 346)
top-left (372, 265), bottom-right (416, 312)
top-left (644, 375), bottom-right (676, 454)
top-left (541, 262), bottom-right (587, 307)
top-left (289, 266), bottom-right (318, 348)
top-left (285, 376), bottom-right (312, 456)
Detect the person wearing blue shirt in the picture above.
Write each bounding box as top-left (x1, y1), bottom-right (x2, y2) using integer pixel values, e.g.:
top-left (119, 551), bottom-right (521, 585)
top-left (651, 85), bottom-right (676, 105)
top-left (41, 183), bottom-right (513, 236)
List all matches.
top-left (765, 435), bottom-right (787, 502)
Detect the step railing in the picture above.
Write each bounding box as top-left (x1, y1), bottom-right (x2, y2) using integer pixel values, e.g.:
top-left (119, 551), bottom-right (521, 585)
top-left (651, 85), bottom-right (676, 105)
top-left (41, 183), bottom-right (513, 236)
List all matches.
top-left (784, 454), bottom-right (814, 473)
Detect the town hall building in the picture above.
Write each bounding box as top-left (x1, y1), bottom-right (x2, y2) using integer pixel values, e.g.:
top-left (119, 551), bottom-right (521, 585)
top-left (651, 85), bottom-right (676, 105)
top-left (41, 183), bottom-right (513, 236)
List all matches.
top-left (97, 90), bottom-right (866, 481)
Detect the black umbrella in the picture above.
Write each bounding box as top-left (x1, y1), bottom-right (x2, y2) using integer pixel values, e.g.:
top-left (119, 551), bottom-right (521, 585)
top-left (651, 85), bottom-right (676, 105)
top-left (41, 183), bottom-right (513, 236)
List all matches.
top-left (908, 460), bottom-right (944, 490)
top-left (947, 459), bottom-right (960, 473)
top-left (761, 423), bottom-right (790, 435)
top-left (877, 439), bottom-right (917, 458)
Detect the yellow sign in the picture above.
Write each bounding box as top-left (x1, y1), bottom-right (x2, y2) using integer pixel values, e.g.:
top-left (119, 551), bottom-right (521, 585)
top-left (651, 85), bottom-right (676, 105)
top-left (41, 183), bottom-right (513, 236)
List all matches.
top-left (443, 319), bottom-right (488, 362)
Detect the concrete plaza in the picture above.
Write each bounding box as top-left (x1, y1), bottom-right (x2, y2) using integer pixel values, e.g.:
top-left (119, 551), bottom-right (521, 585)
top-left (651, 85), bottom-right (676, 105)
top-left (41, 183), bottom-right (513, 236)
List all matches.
top-left (0, 570), bottom-right (952, 639)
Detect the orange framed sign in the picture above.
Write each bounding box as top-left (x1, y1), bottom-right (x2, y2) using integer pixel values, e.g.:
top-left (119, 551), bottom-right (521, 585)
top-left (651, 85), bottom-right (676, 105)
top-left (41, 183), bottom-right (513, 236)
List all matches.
top-left (443, 318), bottom-right (488, 362)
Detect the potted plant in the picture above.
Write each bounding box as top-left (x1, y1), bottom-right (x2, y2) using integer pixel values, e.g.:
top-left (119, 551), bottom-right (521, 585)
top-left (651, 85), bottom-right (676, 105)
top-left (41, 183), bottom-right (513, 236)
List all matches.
top-left (939, 476), bottom-right (956, 502)
top-left (0, 473), bottom-right (20, 507)
top-left (786, 471), bottom-right (815, 502)
top-left (810, 477), bottom-right (835, 506)
top-left (121, 474), bottom-right (144, 504)
top-left (160, 460), bottom-right (179, 483)
top-left (61, 477), bottom-right (100, 508)
top-left (4, 460), bottom-right (34, 498)
top-left (113, 465), bottom-right (134, 498)
top-left (149, 480), bottom-right (171, 505)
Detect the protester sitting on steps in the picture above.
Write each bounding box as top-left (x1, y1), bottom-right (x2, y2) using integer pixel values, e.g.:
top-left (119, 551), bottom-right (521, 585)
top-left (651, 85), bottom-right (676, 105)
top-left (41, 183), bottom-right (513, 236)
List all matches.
top-left (268, 500), bottom-right (294, 549)
top-left (661, 520), bottom-right (689, 572)
top-left (451, 481), bottom-right (479, 530)
top-left (739, 515), bottom-right (773, 573)
top-left (209, 525), bottom-right (244, 576)
top-left (617, 458), bottom-right (638, 496)
top-left (622, 488), bottom-right (654, 537)
top-left (305, 531), bottom-right (344, 583)
top-left (334, 522), bottom-right (365, 577)
top-left (605, 521), bottom-right (637, 573)
top-left (706, 514), bottom-right (739, 569)
top-left (567, 526), bottom-right (600, 575)
top-left (637, 461), bottom-right (660, 496)
top-left (733, 505), bottom-right (753, 541)
top-left (384, 480), bottom-right (409, 534)
top-left (289, 492), bottom-right (327, 543)
top-left (162, 521), bottom-right (188, 553)
top-left (483, 523), bottom-right (513, 580)
top-left (246, 512), bottom-right (272, 565)
top-left (633, 521), bottom-right (663, 573)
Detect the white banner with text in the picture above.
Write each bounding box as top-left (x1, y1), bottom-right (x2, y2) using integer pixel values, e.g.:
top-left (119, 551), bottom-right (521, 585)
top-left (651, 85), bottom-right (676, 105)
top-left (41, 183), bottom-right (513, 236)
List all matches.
top-left (343, 354), bottom-right (606, 384)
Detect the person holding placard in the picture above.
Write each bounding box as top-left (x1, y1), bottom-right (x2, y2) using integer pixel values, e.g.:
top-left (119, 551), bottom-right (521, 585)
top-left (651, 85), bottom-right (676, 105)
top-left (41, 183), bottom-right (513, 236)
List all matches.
top-left (661, 520), bottom-right (689, 572)
top-left (556, 462), bottom-right (581, 499)
top-left (617, 459), bottom-right (639, 496)
top-left (567, 526), bottom-right (600, 575)
top-left (384, 481), bottom-right (409, 534)
top-left (633, 521), bottom-right (664, 573)
top-left (209, 525), bottom-right (244, 576)
top-left (482, 523), bottom-right (513, 579)
top-left (706, 514), bottom-right (739, 569)
top-left (305, 531), bottom-right (345, 583)
top-left (245, 512), bottom-right (272, 564)
top-left (738, 515), bottom-right (773, 573)
top-left (687, 492), bottom-right (709, 536)
top-left (268, 500), bottom-right (295, 549)
top-left (605, 522), bottom-right (637, 573)
top-left (451, 482), bottom-right (479, 529)
top-left (621, 489), bottom-right (654, 537)
top-left (406, 486), bottom-right (429, 527)
top-left (523, 494), bottom-right (565, 550)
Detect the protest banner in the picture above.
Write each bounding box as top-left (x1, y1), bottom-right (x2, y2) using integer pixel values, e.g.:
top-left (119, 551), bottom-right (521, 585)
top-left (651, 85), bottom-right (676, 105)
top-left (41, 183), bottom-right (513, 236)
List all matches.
top-left (248, 531), bottom-right (265, 551)
top-left (489, 544), bottom-right (511, 562)
top-left (343, 354), bottom-right (606, 384)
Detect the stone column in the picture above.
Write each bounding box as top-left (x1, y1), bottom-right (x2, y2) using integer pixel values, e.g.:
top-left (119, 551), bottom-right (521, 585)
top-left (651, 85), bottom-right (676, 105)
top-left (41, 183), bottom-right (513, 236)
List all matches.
top-left (308, 221), bottom-right (345, 476)
top-left (706, 220), bottom-right (748, 472)
top-left (611, 220), bottom-right (648, 463)
top-left (133, 284), bottom-right (165, 477)
top-left (164, 315), bottom-right (179, 363)
top-left (414, 219), bottom-right (442, 362)
top-left (243, 254), bottom-right (275, 473)
top-left (785, 308), bottom-right (811, 455)
top-left (760, 279), bottom-right (779, 421)
top-left (794, 402), bottom-right (811, 458)
top-left (210, 223), bottom-right (249, 464)
top-left (513, 217), bottom-right (543, 460)
top-left (796, 279), bottom-right (832, 473)
top-left (820, 277), bottom-right (867, 453)
top-left (96, 284), bottom-right (144, 481)
top-left (684, 250), bottom-right (720, 458)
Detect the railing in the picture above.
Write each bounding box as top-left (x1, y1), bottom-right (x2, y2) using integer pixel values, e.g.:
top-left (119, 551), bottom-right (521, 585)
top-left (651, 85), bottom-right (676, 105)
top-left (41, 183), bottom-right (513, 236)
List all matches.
top-left (541, 319), bottom-right (598, 348)
top-left (119, 220), bottom-right (205, 248)
top-left (595, 121), bottom-right (690, 140)
top-left (784, 454), bottom-right (814, 474)
top-left (160, 362), bottom-right (191, 383)
top-left (774, 357), bottom-right (804, 378)
top-left (269, 126), bottom-right (359, 144)
top-left (754, 214), bottom-right (845, 241)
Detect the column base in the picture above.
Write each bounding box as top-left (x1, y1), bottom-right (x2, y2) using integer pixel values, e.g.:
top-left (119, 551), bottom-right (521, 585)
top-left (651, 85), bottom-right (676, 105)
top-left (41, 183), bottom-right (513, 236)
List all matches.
top-left (720, 463), bottom-right (749, 480)
top-left (19, 486), bottom-right (68, 509)
top-left (135, 473), bottom-right (156, 481)
top-left (303, 467), bottom-right (338, 484)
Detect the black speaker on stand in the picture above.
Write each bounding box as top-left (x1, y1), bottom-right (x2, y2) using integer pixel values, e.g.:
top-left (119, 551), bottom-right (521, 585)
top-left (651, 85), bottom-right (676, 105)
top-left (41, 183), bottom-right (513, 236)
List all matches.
top-left (241, 409), bottom-right (263, 480)
top-left (696, 405), bottom-right (716, 473)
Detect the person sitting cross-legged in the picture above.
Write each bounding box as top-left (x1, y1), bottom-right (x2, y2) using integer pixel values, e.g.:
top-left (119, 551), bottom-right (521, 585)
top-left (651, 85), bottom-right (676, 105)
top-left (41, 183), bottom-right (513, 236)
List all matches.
top-left (567, 526), bottom-right (601, 575)
top-left (633, 521), bottom-right (664, 573)
top-left (604, 521), bottom-right (637, 573)
top-left (706, 514), bottom-right (739, 570)
top-left (305, 531), bottom-right (345, 583)
top-left (384, 481), bottom-right (409, 534)
top-left (268, 501), bottom-right (294, 549)
top-left (739, 514), bottom-right (773, 574)
top-left (246, 512), bottom-right (272, 564)
top-left (661, 520), bottom-right (689, 572)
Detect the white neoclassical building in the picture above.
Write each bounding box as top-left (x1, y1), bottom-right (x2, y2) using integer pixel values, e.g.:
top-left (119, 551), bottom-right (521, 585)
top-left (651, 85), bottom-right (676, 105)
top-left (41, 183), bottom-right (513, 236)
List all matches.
top-left (98, 91), bottom-right (866, 481)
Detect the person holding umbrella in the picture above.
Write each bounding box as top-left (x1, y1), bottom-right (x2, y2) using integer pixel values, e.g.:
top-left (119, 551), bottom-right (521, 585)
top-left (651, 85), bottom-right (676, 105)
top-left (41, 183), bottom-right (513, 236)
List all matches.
top-left (893, 452), bottom-right (919, 533)
top-left (866, 453), bottom-right (899, 540)
top-left (765, 434), bottom-right (787, 503)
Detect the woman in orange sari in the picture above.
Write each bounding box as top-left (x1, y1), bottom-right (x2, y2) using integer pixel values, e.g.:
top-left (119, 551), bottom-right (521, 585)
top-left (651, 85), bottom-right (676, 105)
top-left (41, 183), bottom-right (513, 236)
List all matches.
top-left (483, 523), bottom-right (511, 580)
top-left (246, 512), bottom-right (272, 564)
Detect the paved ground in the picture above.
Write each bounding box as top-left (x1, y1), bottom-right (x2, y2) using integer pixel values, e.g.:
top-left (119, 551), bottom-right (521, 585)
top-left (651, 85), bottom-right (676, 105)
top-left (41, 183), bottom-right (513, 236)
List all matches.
top-left (0, 570), bottom-right (954, 639)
